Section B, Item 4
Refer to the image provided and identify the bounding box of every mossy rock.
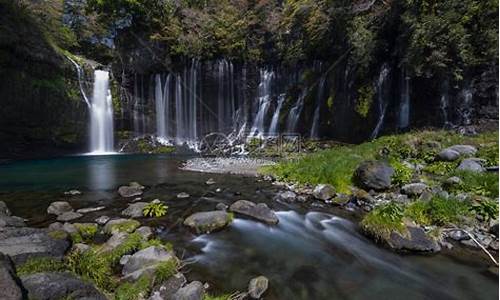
[103,219,140,235]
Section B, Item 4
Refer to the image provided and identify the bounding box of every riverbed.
[0,154,497,300]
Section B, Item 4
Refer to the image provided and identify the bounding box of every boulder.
[95,215,110,225]
[0,201,11,216]
[100,232,129,253]
[277,191,297,202]
[103,218,140,234]
[118,183,144,198]
[122,246,177,281]
[353,161,394,191]
[229,200,279,225]
[447,229,470,241]
[312,184,336,201]
[0,216,26,228]
[444,176,462,185]
[457,158,485,172]
[401,183,429,196]
[183,211,232,234]
[0,253,23,300]
[215,203,228,211]
[0,227,70,265]
[437,149,461,161]
[386,226,441,253]
[47,201,73,216]
[21,272,106,300]
[56,211,83,222]
[72,243,91,253]
[248,276,269,299]
[490,223,499,238]
[172,281,204,300]
[136,226,153,240]
[150,273,187,300]
[448,145,477,156]
[122,202,148,218]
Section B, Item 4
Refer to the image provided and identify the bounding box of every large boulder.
[0,227,70,265]
[248,276,269,299]
[118,182,144,198]
[122,246,177,281]
[103,218,140,234]
[401,183,429,197]
[100,232,129,253]
[312,184,336,201]
[0,253,23,300]
[386,226,441,253]
[47,201,73,216]
[229,200,279,225]
[448,145,477,156]
[172,281,204,300]
[21,272,106,300]
[437,149,461,161]
[121,202,148,218]
[353,161,394,191]
[437,145,477,161]
[0,215,26,228]
[457,158,485,172]
[183,211,232,234]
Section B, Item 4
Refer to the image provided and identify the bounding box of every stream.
[0,154,497,300]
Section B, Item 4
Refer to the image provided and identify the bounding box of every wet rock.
[448,145,478,156]
[489,240,499,251]
[437,149,461,161]
[172,281,204,300]
[230,200,279,225]
[0,227,70,265]
[103,218,140,234]
[118,183,144,198]
[248,276,269,299]
[48,222,63,231]
[122,246,177,281]
[457,158,485,172]
[101,232,129,252]
[122,202,148,218]
[177,192,190,199]
[447,229,470,241]
[401,183,428,197]
[47,201,73,216]
[62,222,77,234]
[205,178,216,185]
[64,190,82,196]
[0,201,11,216]
[387,226,441,253]
[352,189,376,205]
[0,253,23,300]
[278,191,297,202]
[95,215,110,225]
[312,184,336,201]
[76,206,105,214]
[0,215,26,228]
[21,272,106,300]
[331,194,351,205]
[489,223,499,237]
[183,211,232,234]
[215,188,222,193]
[150,273,187,300]
[56,211,83,222]
[460,239,480,249]
[353,160,394,191]
[136,226,153,240]
[215,203,228,211]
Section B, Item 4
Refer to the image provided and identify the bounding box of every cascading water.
[66,56,91,108]
[310,76,326,139]
[89,70,114,153]
[269,94,285,136]
[440,80,450,127]
[398,67,410,129]
[155,74,173,142]
[459,84,473,126]
[370,64,390,139]
[286,88,307,134]
[248,69,274,138]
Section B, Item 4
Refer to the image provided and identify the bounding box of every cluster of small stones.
[265,143,499,255]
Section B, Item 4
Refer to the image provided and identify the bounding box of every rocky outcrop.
[0,253,23,300]
[21,272,106,300]
[229,200,279,225]
[183,211,232,234]
[353,160,394,191]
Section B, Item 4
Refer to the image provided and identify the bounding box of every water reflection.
[87,155,116,191]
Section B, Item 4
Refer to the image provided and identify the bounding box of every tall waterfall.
[248,69,274,138]
[286,89,307,134]
[370,64,390,139]
[155,74,172,141]
[269,94,285,136]
[398,67,410,129]
[66,56,91,108]
[89,70,114,153]
[310,76,326,139]
[459,84,473,126]
[440,80,450,127]
[217,60,236,133]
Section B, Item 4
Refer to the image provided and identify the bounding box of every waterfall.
[89,70,114,153]
[440,80,450,127]
[248,69,274,138]
[286,89,307,134]
[269,94,285,136]
[175,74,184,144]
[66,56,91,108]
[155,74,166,139]
[370,64,390,139]
[459,85,473,126]
[398,67,410,129]
[216,60,236,133]
[310,76,326,139]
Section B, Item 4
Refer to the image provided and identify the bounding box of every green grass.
[450,170,499,198]
[71,223,98,243]
[361,202,406,240]
[404,201,432,225]
[115,275,152,300]
[66,248,114,290]
[153,259,178,284]
[390,159,413,186]
[17,257,66,276]
[425,196,472,225]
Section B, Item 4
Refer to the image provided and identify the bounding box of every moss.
[108,220,140,234]
[361,203,406,240]
[48,230,69,240]
[227,212,235,223]
[65,248,114,290]
[115,275,152,300]
[73,223,98,243]
[17,257,66,276]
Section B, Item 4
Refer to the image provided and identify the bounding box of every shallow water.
[0,155,497,300]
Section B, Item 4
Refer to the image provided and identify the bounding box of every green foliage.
[107,219,140,234]
[204,294,232,300]
[143,202,168,218]
[72,223,98,243]
[426,196,471,226]
[48,230,68,240]
[115,275,152,300]
[423,161,457,176]
[470,198,499,221]
[404,201,432,226]
[66,248,114,290]
[17,257,66,276]
[104,233,144,266]
[355,85,374,118]
[477,142,499,167]
[390,160,413,186]
[451,171,499,197]
[153,260,178,284]
[361,202,406,240]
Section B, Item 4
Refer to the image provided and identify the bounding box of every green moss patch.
[17,257,66,276]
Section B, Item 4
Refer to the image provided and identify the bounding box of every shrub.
[115,275,152,300]
[17,257,66,275]
[404,201,432,226]
[65,248,114,290]
[71,223,98,243]
[451,171,499,198]
[154,259,178,284]
[423,161,457,176]
[471,199,499,222]
[361,202,405,240]
[426,196,471,226]
[143,202,168,218]
[390,160,413,186]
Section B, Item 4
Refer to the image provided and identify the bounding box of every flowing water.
[398,67,411,129]
[248,70,274,138]
[89,70,114,154]
[310,77,326,139]
[370,64,390,139]
[269,94,285,136]
[286,89,308,134]
[0,155,497,300]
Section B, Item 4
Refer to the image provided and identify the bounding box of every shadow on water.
[0,155,497,300]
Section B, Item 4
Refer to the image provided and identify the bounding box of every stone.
[445,176,462,185]
[172,281,204,300]
[277,191,297,202]
[205,178,216,185]
[57,211,83,222]
[48,222,63,231]
[447,229,470,241]
[103,218,140,234]
[489,240,499,251]
[312,184,336,201]
[21,272,106,300]
[352,188,376,205]
[101,232,129,252]
[177,192,190,199]
[122,246,177,281]
[136,226,153,240]
[95,215,110,225]
[386,226,441,253]
[489,223,499,237]
[62,222,77,234]
[0,215,26,228]
[353,160,394,191]
[215,203,228,211]
[47,201,73,216]
[437,149,461,161]
[457,158,485,172]
[401,183,428,196]
[0,201,12,216]
[0,253,23,300]
[150,273,187,300]
[229,200,279,225]
[122,202,148,218]
[72,243,91,253]
[76,206,105,214]
[331,194,351,205]
[184,211,232,234]
[460,239,480,249]
[0,227,70,265]
[248,276,269,299]
[118,183,144,198]
[120,255,132,266]
[64,190,82,196]
[448,145,477,156]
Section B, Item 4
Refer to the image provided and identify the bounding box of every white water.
[460,86,473,125]
[370,64,390,139]
[440,80,450,127]
[66,56,91,108]
[248,69,274,138]
[310,76,326,139]
[398,67,410,129]
[269,93,285,136]
[89,70,114,154]
[286,88,307,133]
